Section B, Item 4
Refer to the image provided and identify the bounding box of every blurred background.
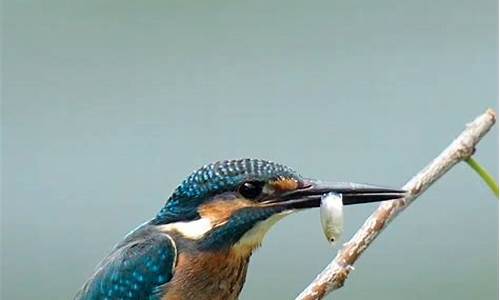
[2,0,498,299]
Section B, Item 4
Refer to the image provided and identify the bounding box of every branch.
[296,109,497,300]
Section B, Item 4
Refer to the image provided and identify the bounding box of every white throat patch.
[158,217,214,239]
[233,211,292,255]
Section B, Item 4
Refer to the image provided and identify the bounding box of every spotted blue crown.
[153,159,300,224]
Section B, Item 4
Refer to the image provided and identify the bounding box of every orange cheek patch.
[270,178,299,192]
[198,199,254,225]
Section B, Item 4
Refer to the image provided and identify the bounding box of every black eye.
[238,181,265,199]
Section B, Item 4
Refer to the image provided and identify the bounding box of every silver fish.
[320,192,344,245]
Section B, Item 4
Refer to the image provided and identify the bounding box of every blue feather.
[75,226,177,300]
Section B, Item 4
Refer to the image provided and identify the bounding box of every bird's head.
[153,159,404,255]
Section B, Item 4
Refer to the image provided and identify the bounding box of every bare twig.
[296,109,497,300]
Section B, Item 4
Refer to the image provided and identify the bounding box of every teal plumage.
[75,225,177,300]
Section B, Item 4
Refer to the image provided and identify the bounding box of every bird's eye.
[238,181,265,199]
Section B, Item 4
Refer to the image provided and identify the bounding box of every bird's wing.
[75,232,177,300]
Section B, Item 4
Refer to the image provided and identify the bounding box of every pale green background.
[2,1,498,299]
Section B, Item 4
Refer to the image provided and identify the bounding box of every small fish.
[320,192,344,245]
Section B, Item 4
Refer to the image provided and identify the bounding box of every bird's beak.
[273,180,406,210]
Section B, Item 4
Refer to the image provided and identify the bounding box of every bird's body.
[163,244,250,300]
[76,223,251,300]
[76,159,404,300]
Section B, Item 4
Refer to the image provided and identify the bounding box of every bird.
[75,158,405,300]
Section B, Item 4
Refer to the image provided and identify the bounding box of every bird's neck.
[195,207,288,253]
[157,205,288,254]
[230,212,290,256]
[159,211,291,299]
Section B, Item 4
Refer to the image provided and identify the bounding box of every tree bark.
[296,109,497,300]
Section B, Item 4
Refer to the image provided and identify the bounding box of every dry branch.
[296,109,497,300]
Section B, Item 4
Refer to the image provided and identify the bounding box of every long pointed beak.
[274,180,406,210]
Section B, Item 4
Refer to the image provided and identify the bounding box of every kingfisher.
[76,159,404,300]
